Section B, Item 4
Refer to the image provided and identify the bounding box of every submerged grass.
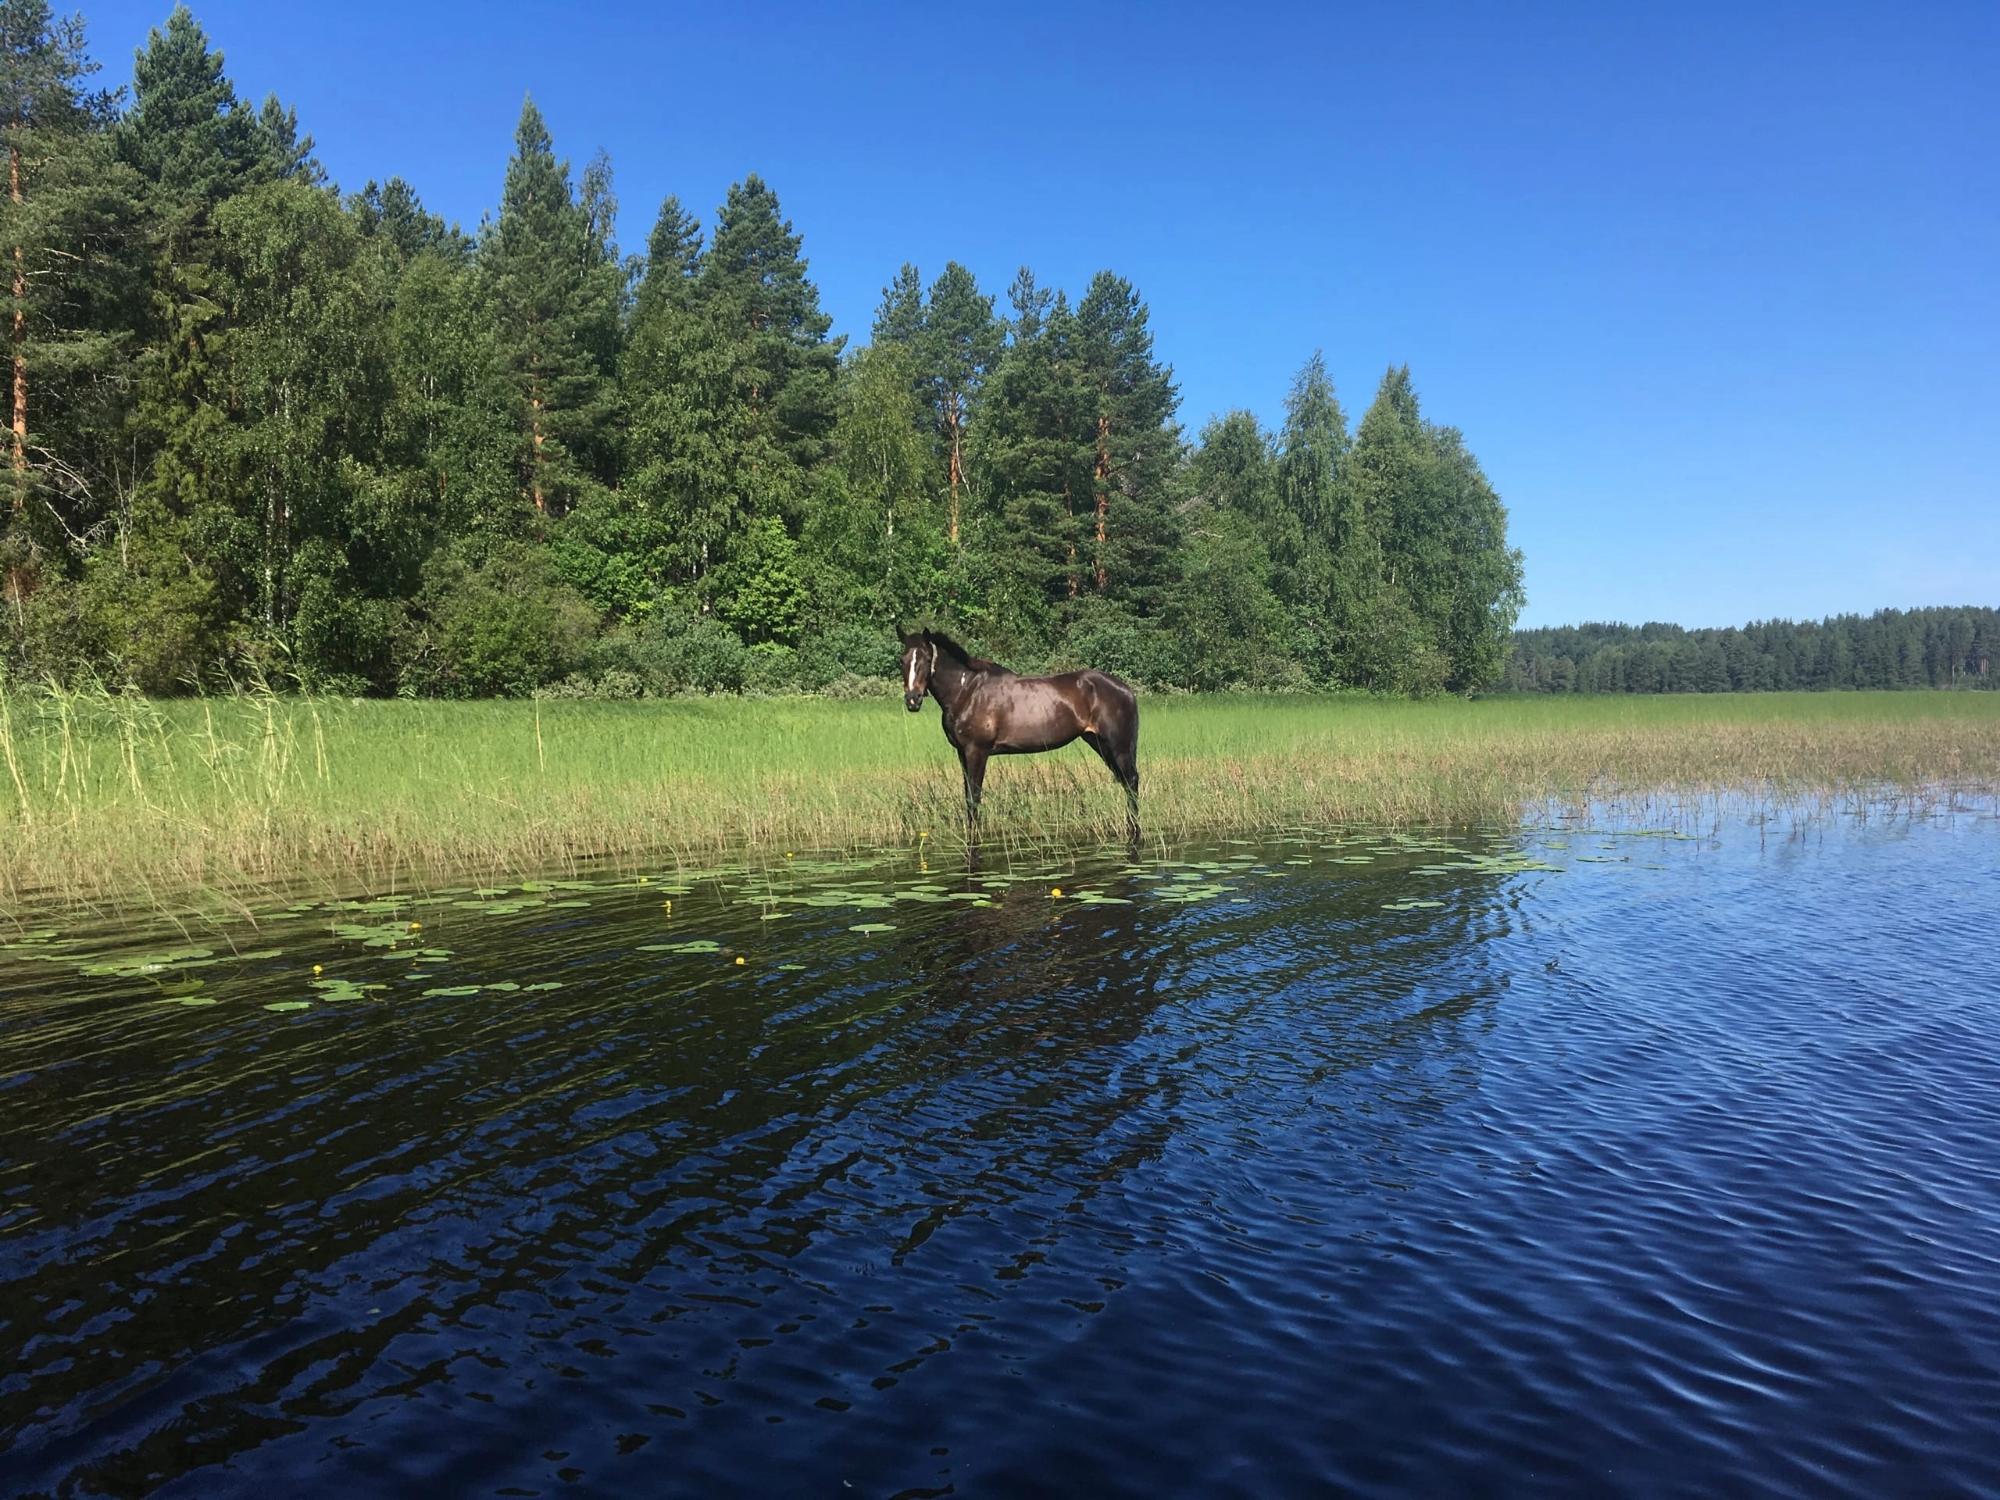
[1,686,1996,916]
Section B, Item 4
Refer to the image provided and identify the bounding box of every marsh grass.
[2,686,1996,917]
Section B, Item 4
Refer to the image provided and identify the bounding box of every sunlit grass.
[2,685,1996,915]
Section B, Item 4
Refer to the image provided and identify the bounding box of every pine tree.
[480,97,621,518]
[250,93,323,186]
[351,176,470,264]
[1,0,135,537]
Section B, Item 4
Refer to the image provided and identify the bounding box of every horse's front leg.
[959,744,989,832]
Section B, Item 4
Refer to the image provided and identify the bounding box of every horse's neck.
[931,652,975,713]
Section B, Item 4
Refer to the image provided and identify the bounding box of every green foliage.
[8,6,1550,701]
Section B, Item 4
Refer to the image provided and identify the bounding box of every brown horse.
[899,631,1141,838]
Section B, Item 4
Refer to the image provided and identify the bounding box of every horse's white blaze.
[906,653,918,693]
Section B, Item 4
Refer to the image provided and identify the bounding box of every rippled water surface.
[4,806,1999,1497]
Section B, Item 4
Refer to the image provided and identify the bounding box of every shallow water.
[3,806,1998,1497]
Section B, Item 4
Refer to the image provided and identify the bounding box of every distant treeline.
[0,3,1525,699]
[1506,607,1998,694]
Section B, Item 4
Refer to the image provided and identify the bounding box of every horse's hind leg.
[1084,730,1141,841]
[1119,752,1140,843]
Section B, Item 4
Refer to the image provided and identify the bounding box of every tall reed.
[1,687,1994,917]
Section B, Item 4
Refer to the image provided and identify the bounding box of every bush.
[821,670,894,700]
[655,616,748,694]
[744,642,800,695]
[290,541,401,693]
[539,668,644,700]
[76,525,231,693]
[0,569,92,685]
[1054,607,1185,689]
[796,620,897,690]
[397,543,597,697]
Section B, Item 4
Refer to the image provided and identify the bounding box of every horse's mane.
[926,631,1009,675]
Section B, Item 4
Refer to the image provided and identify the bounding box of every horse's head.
[899,632,935,713]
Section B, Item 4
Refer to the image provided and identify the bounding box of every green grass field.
[3,686,1996,914]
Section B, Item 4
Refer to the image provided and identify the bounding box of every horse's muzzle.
[904,693,924,713]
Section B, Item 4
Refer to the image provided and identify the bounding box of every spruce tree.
[116,6,266,220]
[919,261,1000,546]
[632,192,700,321]
[699,173,841,501]
[871,261,921,346]
[620,192,739,591]
[118,5,279,638]
[480,97,620,519]
[1071,270,1178,608]
[972,285,1093,645]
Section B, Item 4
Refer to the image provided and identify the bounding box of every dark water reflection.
[3,811,1998,1496]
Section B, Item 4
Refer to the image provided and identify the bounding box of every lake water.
[3,803,1998,1497]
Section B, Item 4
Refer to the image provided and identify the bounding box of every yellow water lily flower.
[734,956,746,966]
[1050,887,1064,898]
[408,921,422,932]
[662,899,673,914]
[312,964,323,975]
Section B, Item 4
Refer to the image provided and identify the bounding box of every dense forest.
[1506,607,1998,694]
[0,2,1527,698]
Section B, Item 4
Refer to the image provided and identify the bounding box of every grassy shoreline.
[2,688,1997,918]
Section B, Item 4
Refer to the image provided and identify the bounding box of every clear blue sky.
[83,0,1997,628]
